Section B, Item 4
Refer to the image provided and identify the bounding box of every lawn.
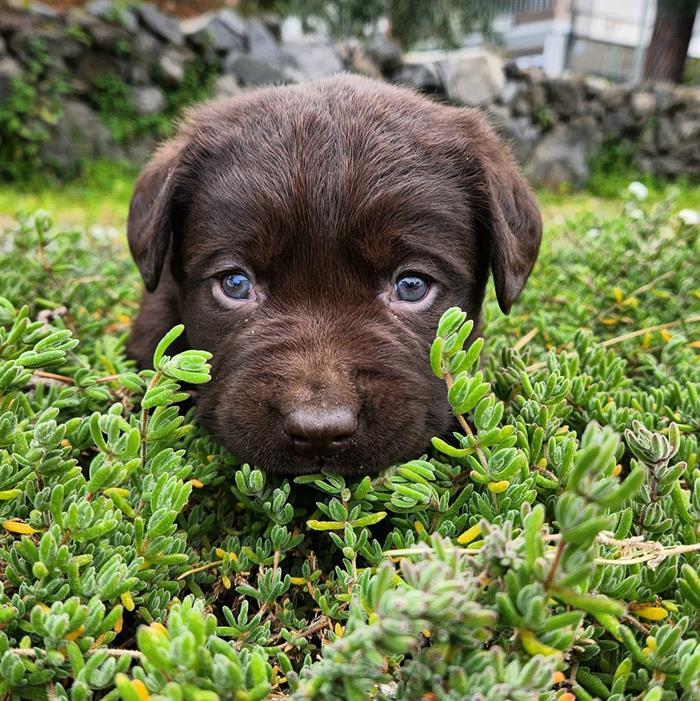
[0,174,699,700]
[2,161,700,233]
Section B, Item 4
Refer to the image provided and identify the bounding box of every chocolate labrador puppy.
[127,74,541,475]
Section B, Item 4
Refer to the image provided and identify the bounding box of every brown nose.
[284,406,358,457]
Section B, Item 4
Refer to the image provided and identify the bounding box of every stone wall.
[1,1,699,186]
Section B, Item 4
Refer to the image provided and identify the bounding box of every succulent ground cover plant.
[0,186,699,700]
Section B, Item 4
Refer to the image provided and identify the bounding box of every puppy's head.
[127,75,541,475]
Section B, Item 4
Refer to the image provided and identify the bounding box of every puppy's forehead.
[181,78,476,279]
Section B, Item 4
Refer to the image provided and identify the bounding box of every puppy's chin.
[235,450,387,477]
[207,428,425,476]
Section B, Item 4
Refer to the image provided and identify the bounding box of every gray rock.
[158,46,192,87]
[26,2,58,19]
[280,15,305,43]
[131,29,161,64]
[525,119,600,187]
[183,13,246,55]
[282,37,344,81]
[40,99,115,174]
[248,17,285,68]
[137,3,183,46]
[655,116,678,152]
[392,61,443,95]
[348,48,383,80]
[0,56,22,102]
[502,116,542,164]
[131,85,166,115]
[218,9,248,38]
[599,85,629,111]
[75,50,124,87]
[77,13,132,52]
[223,52,291,86]
[213,73,243,100]
[0,36,6,56]
[583,75,609,100]
[0,8,27,35]
[126,30,161,84]
[484,104,509,131]
[544,78,584,120]
[10,23,84,67]
[677,114,700,141]
[600,107,640,139]
[366,35,402,75]
[402,48,504,105]
[630,91,656,120]
[654,84,685,112]
[86,0,138,32]
[441,49,504,105]
[504,61,525,80]
[502,79,540,116]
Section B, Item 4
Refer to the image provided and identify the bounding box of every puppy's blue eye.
[394,274,430,302]
[221,272,254,300]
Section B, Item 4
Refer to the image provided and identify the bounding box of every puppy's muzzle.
[283,405,358,458]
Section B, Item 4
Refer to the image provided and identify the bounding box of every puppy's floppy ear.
[459,109,542,314]
[128,136,188,292]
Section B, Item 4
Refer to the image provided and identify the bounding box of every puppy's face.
[127,76,541,475]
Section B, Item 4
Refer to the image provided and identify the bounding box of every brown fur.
[127,74,541,475]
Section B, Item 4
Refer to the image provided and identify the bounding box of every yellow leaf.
[488,480,509,494]
[551,671,565,684]
[150,622,169,638]
[414,520,425,534]
[645,636,657,651]
[114,613,123,634]
[131,679,150,701]
[104,487,129,497]
[660,329,672,342]
[3,520,40,534]
[290,577,306,585]
[221,575,231,590]
[602,318,619,326]
[422,628,431,638]
[457,523,482,545]
[215,548,226,558]
[190,479,204,488]
[613,287,624,302]
[120,592,135,612]
[612,464,622,477]
[635,606,667,621]
[642,332,652,349]
[690,341,700,350]
[0,490,22,500]
[334,623,344,638]
[519,629,563,658]
[65,625,85,642]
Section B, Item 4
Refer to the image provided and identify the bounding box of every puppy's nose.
[284,406,357,457]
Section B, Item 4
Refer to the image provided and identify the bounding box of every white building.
[488,0,700,82]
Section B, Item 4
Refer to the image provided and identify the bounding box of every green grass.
[1,185,699,700]
[0,160,137,231]
[2,162,698,235]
